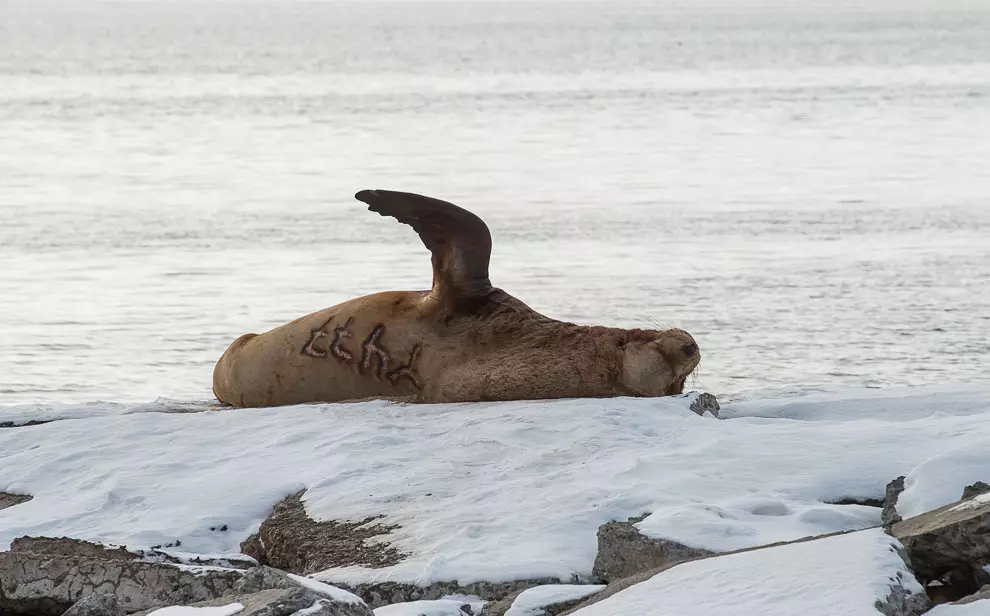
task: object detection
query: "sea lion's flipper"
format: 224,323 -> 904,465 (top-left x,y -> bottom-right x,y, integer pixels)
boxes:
355,189 -> 493,301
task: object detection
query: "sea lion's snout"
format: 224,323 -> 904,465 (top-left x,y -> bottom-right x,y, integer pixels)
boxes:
681,342 -> 699,359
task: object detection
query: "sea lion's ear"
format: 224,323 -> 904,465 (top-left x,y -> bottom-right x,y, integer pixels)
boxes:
355,189 -> 494,302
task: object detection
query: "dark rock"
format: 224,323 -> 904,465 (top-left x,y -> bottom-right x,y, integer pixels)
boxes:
0,493 -> 32,511
240,490 -> 405,575
829,497 -> 884,508
955,584 -> 990,605
62,593 -> 125,616
591,520 -> 713,583
0,419 -> 52,428
689,393 -> 720,418
891,491 -> 990,584
962,482 -> 990,501
882,476 -> 906,529
340,579 -> 556,610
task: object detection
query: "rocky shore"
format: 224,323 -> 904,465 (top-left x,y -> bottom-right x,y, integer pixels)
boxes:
3,387 -> 990,616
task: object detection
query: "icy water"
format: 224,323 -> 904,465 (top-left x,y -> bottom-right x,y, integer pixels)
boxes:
1,0 -> 989,406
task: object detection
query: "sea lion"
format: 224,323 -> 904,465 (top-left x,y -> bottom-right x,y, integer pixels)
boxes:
213,190 -> 701,407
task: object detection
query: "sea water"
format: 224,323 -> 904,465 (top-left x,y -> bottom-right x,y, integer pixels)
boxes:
1,0 -> 989,406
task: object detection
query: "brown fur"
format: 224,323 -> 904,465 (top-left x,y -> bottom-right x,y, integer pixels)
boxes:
213,190 -> 700,407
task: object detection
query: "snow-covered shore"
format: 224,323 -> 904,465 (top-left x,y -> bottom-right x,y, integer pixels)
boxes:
2,385 -> 989,591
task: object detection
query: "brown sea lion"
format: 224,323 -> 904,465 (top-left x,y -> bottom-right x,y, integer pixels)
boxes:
213,190 -> 701,407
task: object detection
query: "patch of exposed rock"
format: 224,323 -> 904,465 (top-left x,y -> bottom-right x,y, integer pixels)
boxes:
591,519 -> 714,583
962,481 -> 990,501
688,393 -> 720,418
0,492 -> 32,511
134,587 -> 373,616
0,535 -> 377,616
339,579 -> 560,610
61,593 -> 125,616
0,419 -> 52,428
0,538 -> 243,615
240,490 -> 405,575
891,489 -> 990,601
10,536 -> 139,561
882,476 -> 906,529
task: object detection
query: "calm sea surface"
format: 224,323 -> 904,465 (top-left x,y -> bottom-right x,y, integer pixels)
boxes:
1,0 -> 989,406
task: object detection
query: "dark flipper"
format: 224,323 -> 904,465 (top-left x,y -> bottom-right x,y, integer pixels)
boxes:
355,189 -> 494,302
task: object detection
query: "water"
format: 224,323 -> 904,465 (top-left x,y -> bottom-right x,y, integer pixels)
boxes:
1,0 -> 989,406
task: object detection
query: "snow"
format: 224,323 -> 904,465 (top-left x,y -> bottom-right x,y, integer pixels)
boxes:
504,585 -> 605,616
898,440 -> 990,519
374,598 -> 485,616
286,574 -> 365,605
0,398 -> 221,427
146,605 -> 244,616
1,385 -> 989,588
570,529 -> 922,616
720,385 -> 990,422
928,600 -> 990,615
635,496 -> 880,553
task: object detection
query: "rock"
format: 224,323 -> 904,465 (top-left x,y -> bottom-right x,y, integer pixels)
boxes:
891,490 -> 990,594
962,482 -> 990,501
882,476 -> 906,529
133,587 -> 373,616
0,492 -> 32,510
954,583 -> 990,605
688,393 -> 720,418
136,588 -> 373,616
590,520 -> 713,583
482,585 -> 603,616
240,490 -> 404,575
340,579 -> 556,610
231,567 -> 302,595
62,593 -> 126,616
0,547 -> 243,615
10,536 -> 139,561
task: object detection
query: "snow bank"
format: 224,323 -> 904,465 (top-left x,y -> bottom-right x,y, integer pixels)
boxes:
898,439 -> 990,519
286,574 -> 364,605
927,601 -> 990,615
721,385 -> 990,422
374,598 -> 486,616
504,585 -> 604,616
570,529 -> 921,616
147,605 -> 244,616
1,385 -> 989,587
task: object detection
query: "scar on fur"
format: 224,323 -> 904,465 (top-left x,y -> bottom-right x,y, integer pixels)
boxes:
302,328 -> 329,357
388,344 -> 422,389
361,325 -> 389,377
331,317 -> 355,361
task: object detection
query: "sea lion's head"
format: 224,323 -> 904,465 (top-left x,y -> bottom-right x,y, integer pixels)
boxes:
620,328 -> 701,397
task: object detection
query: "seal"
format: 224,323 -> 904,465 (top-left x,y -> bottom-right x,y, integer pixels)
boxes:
213,190 -> 701,407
